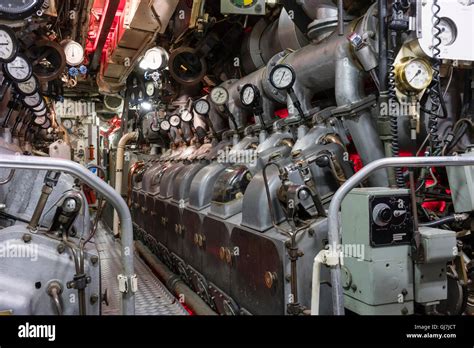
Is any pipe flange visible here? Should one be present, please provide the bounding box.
[331,95,377,119]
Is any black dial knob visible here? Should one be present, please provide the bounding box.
[373,203,392,227]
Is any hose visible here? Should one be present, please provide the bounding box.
[420,213,470,228]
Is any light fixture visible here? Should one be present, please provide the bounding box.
[141,101,152,111]
[139,47,168,71]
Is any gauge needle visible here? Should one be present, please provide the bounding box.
[408,70,421,83]
[12,66,25,69]
[279,72,285,84]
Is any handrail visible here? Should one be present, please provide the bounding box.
[0,154,135,315]
[325,155,474,315]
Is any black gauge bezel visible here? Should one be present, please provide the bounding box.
[0,0,45,20]
[32,100,46,112]
[169,114,181,128]
[240,83,260,107]
[34,107,47,117]
[14,74,39,96]
[210,86,229,106]
[4,54,33,83]
[41,117,52,129]
[23,92,43,108]
[269,64,296,90]
[33,115,47,126]
[180,109,193,123]
[0,24,19,63]
[193,99,210,116]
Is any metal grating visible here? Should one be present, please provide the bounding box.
[96,222,188,316]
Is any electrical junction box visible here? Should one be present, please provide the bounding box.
[341,188,414,315]
[221,0,266,15]
[446,148,474,212]
[417,0,474,61]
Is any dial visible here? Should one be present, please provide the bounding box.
[194,99,210,115]
[142,47,166,70]
[33,115,46,126]
[63,119,73,130]
[15,75,38,96]
[150,118,161,132]
[0,0,44,20]
[160,119,171,131]
[438,18,457,47]
[5,54,32,82]
[240,84,260,107]
[41,117,51,129]
[210,87,229,106]
[146,82,155,97]
[63,40,84,66]
[23,92,42,108]
[270,64,295,90]
[32,100,46,111]
[396,58,433,92]
[231,0,258,8]
[0,25,18,63]
[169,114,181,127]
[34,108,47,117]
[180,109,193,123]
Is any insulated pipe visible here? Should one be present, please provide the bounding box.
[135,241,217,316]
[322,155,474,315]
[113,131,138,236]
[0,154,136,315]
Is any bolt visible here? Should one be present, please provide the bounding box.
[22,234,32,243]
[351,283,357,292]
[401,307,409,315]
[91,255,99,265]
[90,294,99,304]
[308,229,315,237]
[57,243,66,254]
[402,288,408,296]
[285,274,291,283]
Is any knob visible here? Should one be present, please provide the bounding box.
[373,203,392,227]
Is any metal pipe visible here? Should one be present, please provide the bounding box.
[337,0,344,36]
[377,0,388,91]
[324,155,474,315]
[27,184,54,231]
[113,131,138,236]
[0,155,135,315]
[135,241,217,316]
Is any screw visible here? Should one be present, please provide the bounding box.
[91,255,99,265]
[57,243,66,254]
[90,294,99,304]
[402,288,408,296]
[22,234,32,243]
[351,284,357,291]
[401,307,409,315]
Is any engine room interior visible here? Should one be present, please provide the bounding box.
[1,0,474,323]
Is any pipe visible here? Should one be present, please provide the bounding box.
[322,155,474,315]
[310,250,326,315]
[27,184,54,231]
[337,0,344,36]
[0,155,135,315]
[135,241,217,316]
[420,213,470,227]
[377,0,388,91]
[113,131,138,236]
[127,161,144,207]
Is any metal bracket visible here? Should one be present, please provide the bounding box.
[331,95,377,120]
[118,274,138,294]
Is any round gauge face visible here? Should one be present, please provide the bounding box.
[231,0,258,8]
[160,119,171,131]
[33,115,46,126]
[169,115,181,127]
[138,90,144,100]
[130,91,136,103]
[23,92,42,108]
[438,18,457,47]
[0,0,44,19]
[210,87,229,106]
[0,25,18,63]
[63,40,84,66]
[194,99,210,115]
[5,54,32,82]
[150,115,161,132]
[146,82,155,97]
[180,110,193,123]
[143,48,164,70]
[63,119,73,130]
[241,84,258,106]
[403,59,432,91]
[34,108,47,117]
[15,75,38,96]
[270,64,295,90]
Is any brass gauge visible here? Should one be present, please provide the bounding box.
[395,58,433,93]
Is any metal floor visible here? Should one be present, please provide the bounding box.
[96,222,188,315]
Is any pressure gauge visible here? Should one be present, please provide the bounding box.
[160,119,171,131]
[0,0,45,20]
[180,109,193,123]
[210,86,229,106]
[270,64,296,90]
[33,115,46,126]
[63,119,73,130]
[63,40,84,66]
[23,92,42,108]
[169,114,181,127]
[138,90,144,101]
[142,47,167,70]
[0,25,18,63]
[240,84,260,107]
[14,74,39,96]
[146,82,155,97]
[34,107,47,117]
[193,99,210,115]
[130,91,136,103]
[438,18,457,47]
[5,54,32,82]
[41,117,52,130]
[395,58,433,93]
[32,100,46,111]
[150,118,161,132]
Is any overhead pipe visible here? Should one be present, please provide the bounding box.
[317,155,474,315]
[113,131,138,236]
[0,155,136,315]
